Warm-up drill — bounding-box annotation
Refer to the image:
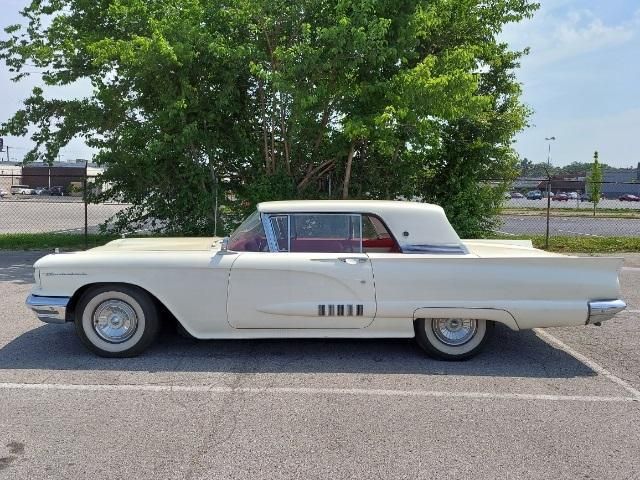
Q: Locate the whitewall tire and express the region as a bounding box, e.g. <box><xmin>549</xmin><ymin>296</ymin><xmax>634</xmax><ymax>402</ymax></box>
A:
<box><xmin>414</xmin><ymin>318</ymin><xmax>493</xmax><ymax>360</ymax></box>
<box><xmin>75</xmin><ymin>285</ymin><xmax>160</xmax><ymax>357</ymax></box>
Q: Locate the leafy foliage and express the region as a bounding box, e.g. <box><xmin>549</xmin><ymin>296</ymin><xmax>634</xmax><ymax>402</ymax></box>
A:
<box><xmin>1</xmin><ymin>0</ymin><xmax>537</xmax><ymax>236</ymax></box>
<box><xmin>519</xmin><ymin>159</ymin><xmax>630</xmax><ymax>178</ymax></box>
<box><xmin>588</xmin><ymin>150</ymin><xmax>603</xmax><ymax>215</ymax></box>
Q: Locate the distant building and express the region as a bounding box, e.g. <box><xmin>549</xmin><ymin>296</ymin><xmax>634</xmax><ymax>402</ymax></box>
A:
<box><xmin>20</xmin><ymin>161</ymin><xmax>104</xmax><ymax>193</ymax></box>
<box><xmin>601</xmin><ymin>163</ymin><xmax>640</xmax><ymax>198</ymax></box>
<box><xmin>512</xmin><ymin>177</ymin><xmax>542</xmax><ymax>191</ymax></box>
<box><xmin>0</xmin><ymin>163</ymin><xmax>24</xmax><ymax>191</ymax></box>
<box><xmin>536</xmin><ymin>176</ymin><xmax>586</xmax><ymax>194</ymax></box>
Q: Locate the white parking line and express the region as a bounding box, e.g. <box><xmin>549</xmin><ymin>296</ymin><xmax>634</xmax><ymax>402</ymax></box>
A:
<box><xmin>534</xmin><ymin>328</ymin><xmax>640</xmax><ymax>400</ymax></box>
<box><xmin>0</xmin><ymin>382</ymin><xmax>637</xmax><ymax>404</ymax></box>
<box><xmin>556</xmin><ymin>229</ymin><xmax>605</xmax><ymax>238</ymax></box>
<box><xmin>493</xmin><ymin>230</ymin><xmax>516</xmax><ymax>236</ymax></box>
<box><xmin>622</xmin><ymin>267</ymin><xmax>640</xmax><ymax>272</ymax></box>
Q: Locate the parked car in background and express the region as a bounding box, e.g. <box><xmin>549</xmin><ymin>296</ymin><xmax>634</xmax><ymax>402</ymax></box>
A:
<box><xmin>10</xmin><ymin>184</ymin><xmax>35</xmax><ymax>195</ymax></box>
<box><xmin>510</xmin><ymin>192</ymin><xmax>525</xmax><ymax>199</ymax></box>
<box><xmin>619</xmin><ymin>194</ymin><xmax>640</xmax><ymax>202</ymax></box>
<box><xmin>27</xmin><ymin>200</ymin><xmax>627</xmax><ymax>360</ymax></box>
<box><xmin>0</xmin><ymin>188</ymin><xmax>8</xmax><ymax>198</ymax></box>
<box><xmin>37</xmin><ymin>188</ymin><xmax>51</xmax><ymax>195</ymax></box>
<box><xmin>526</xmin><ymin>191</ymin><xmax>542</xmax><ymax>200</ymax></box>
<box><xmin>553</xmin><ymin>193</ymin><xmax>569</xmax><ymax>201</ymax></box>
<box><xmin>50</xmin><ymin>186</ymin><xmax>65</xmax><ymax>196</ymax></box>
<box><xmin>567</xmin><ymin>192</ymin><xmax>578</xmax><ymax>200</ymax></box>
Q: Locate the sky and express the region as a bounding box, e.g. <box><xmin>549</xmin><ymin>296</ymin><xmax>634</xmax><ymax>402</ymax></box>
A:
<box><xmin>0</xmin><ymin>0</ymin><xmax>639</xmax><ymax>168</ymax></box>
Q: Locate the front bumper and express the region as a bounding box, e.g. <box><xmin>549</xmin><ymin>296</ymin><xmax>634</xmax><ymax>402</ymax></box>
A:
<box><xmin>587</xmin><ymin>299</ymin><xmax>627</xmax><ymax>324</ymax></box>
<box><xmin>26</xmin><ymin>294</ymin><xmax>70</xmax><ymax>324</ymax></box>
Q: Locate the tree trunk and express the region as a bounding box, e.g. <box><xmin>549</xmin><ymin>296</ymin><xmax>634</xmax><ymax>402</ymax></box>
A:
<box><xmin>257</xmin><ymin>80</ymin><xmax>271</xmax><ymax>173</ymax></box>
<box><xmin>342</xmin><ymin>141</ymin><xmax>356</xmax><ymax>199</ymax></box>
<box><xmin>297</xmin><ymin>158</ymin><xmax>335</xmax><ymax>193</ymax></box>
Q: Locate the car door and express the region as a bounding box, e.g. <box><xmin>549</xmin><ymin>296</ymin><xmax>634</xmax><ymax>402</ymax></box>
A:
<box><xmin>227</xmin><ymin>213</ymin><xmax>376</xmax><ymax>329</ymax></box>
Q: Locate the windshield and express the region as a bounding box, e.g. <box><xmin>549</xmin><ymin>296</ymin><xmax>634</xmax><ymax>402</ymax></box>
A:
<box><xmin>227</xmin><ymin>211</ymin><xmax>268</xmax><ymax>252</ymax></box>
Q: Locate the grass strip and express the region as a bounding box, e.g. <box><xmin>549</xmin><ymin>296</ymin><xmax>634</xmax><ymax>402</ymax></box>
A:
<box><xmin>492</xmin><ymin>235</ymin><xmax>640</xmax><ymax>253</ymax></box>
<box><xmin>0</xmin><ymin>233</ymin><xmax>119</xmax><ymax>251</ymax></box>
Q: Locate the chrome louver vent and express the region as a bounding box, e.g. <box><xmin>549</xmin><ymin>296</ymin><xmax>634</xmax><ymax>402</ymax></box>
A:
<box><xmin>318</xmin><ymin>304</ymin><xmax>364</xmax><ymax>316</ymax></box>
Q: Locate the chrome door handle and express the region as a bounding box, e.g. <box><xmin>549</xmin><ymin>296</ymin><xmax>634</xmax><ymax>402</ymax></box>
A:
<box><xmin>337</xmin><ymin>257</ymin><xmax>367</xmax><ymax>264</ymax></box>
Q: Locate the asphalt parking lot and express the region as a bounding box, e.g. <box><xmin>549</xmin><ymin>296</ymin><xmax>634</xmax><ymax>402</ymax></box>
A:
<box><xmin>1</xmin><ymin>251</ymin><xmax>640</xmax><ymax>479</ymax></box>
<box><xmin>2</xmin><ymin>197</ymin><xmax>640</xmax><ymax>237</ymax></box>
<box><xmin>500</xmin><ymin>214</ymin><xmax>640</xmax><ymax>237</ymax></box>
<box><xmin>0</xmin><ymin>199</ymin><xmax>127</xmax><ymax>234</ymax></box>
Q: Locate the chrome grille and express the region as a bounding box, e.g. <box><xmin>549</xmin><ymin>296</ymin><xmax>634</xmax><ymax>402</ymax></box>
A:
<box><xmin>318</xmin><ymin>304</ymin><xmax>364</xmax><ymax>316</ymax></box>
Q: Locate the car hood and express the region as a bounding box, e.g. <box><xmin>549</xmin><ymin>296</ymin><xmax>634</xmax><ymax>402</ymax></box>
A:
<box><xmin>90</xmin><ymin>237</ymin><xmax>222</xmax><ymax>252</ymax></box>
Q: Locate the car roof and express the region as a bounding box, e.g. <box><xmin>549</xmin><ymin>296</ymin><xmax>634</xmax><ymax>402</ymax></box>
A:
<box><xmin>257</xmin><ymin>200</ymin><xmax>463</xmax><ymax>249</ymax></box>
<box><xmin>258</xmin><ymin>200</ymin><xmax>443</xmax><ymax>214</ymax></box>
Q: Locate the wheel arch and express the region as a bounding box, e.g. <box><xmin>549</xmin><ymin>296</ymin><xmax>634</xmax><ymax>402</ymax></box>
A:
<box><xmin>65</xmin><ymin>282</ymin><xmax>178</xmax><ymax>327</ymax></box>
<box><xmin>412</xmin><ymin>307</ymin><xmax>520</xmax><ymax>331</ymax></box>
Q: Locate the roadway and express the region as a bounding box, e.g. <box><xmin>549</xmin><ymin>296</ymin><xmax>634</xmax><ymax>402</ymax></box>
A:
<box><xmin>1</xmin><ymin>251</ymin><xmax>639</xmax><ymax>479</ymax></box>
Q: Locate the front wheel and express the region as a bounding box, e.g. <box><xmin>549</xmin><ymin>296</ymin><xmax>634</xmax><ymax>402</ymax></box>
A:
<box><xmin>414</xmin><ymin>318</ymin><xmax>493</xmax><ymax>360</ymax></box>
<box><xmin>75</xmin><ymin>285</ymin><xmax>160</xmax><ymax>357</ymax></box>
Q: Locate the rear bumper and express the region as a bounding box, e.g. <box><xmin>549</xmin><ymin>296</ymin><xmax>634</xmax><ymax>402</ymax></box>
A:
<box><xmin>587</xmin><ymin>299</ymin><xmax>627</xmax><ymax>324</ymax></box>
<box><xmin>26</xmin><ymin>295</ymin><xmax>70</xmax><ymax>324</ymax></box>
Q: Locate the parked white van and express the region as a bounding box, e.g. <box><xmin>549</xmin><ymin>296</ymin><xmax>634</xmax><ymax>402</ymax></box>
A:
<box><xmin>10</xmin><ymin>184</ymin><xmax>35</xmax><ymax>195</ymax></box>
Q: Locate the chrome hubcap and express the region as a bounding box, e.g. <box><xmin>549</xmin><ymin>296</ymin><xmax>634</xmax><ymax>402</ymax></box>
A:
<box><xmin>92</xmin><ymin>299</ymin><xmax>138</xmax><ymax>343</ymax></box>
<box><xmin>431</xmin><ymin>318</ymin><xmax>477</xmax><ymax>346</ymax></box>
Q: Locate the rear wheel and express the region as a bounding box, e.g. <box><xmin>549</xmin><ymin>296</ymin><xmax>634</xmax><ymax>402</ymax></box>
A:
<box><xmin>75</xmin><ymin>285</ymin><xmax>160</xmax><ymax>357</ymax></box>
<box><xmin>415</xmin><ymin>318</ymin><xmax>492</xmax><ymax>360</ymax></box>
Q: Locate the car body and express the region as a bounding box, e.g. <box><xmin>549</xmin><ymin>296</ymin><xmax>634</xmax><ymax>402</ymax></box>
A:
<box><xmin>34</xmin><ymin>187</ymin><xmax>48</xmax><ymax>195</ymax></box>
<box><xmin>0</xmin><ymin>188</ymin><xmax>8</xmax><ymax>198</ymax></box>
<box><xmin>552</xmin><ymin>193</ymin><xmax>569</xmax><ymax>201</ymax></box>
<box><xmin>510</xmin><ymin>192</ymin><xmax>524</xmax><ymax>199</ymax></box>
<box><xmin>526</xmin><ymin>191</ymin><xmax>542</xmax><ymax>200</ymax></box>
<box><xmin>26</xmin><ymin>200</ymin><xmax>627</xmax><ymax>360</ymax></box>
<box><xmin>567</xmin><ymin>192</ymin><xmax>578</xmax><ymax>200</ymax></box>
<box><xmin>619</xmin><ymin>194</ymin><xmax>640</xmax><ymax>202</ymax></box>
<box><xmin>10</xmin><ymin>184</ymin><xmax>35</xmax><ymax>195</ymax></box>
<box><xmin>49</xmin><ymin>186</ymin><xmax>65</xmax><ymax>196</ymax></box>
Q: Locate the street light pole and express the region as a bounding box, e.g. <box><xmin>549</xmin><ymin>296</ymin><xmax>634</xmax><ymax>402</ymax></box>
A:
<box><xmin>544</xmin><ymin>136</ymin><xmax>556</xmax><ymax>249</ymax></box>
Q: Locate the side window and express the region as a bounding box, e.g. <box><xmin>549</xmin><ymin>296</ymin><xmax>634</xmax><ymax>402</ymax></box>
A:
<box><xmin>269</xmin><ymin>215</ymin><xmax>289</xmax><ymax>252</ymax></box>
<box><xmin>268</xmin><ymin>214</ymin><xmax>362</xmax><ymax>253</ymax></box>
<box><xmin>361</xmin><ymin>214</ymin><xmax>400</xmax><ymax>253</ymax></box>
<box><xmin>290</xmin><ymin>214</ymin><xmax>362</xmax><ymax>253</ymax></box>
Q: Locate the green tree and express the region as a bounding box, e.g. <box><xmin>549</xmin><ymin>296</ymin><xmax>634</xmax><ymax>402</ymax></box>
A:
<box><xmin>519</xmin><ymin>157</ymin><xmax>533</xmax><ymax>176</ymax></box>
<box><xmin>588</xmin><ymin>151</ymin><xmax>602</xmax><ymax>216</ymax></box>
<box><xmin>1</xmin><ymin>0</ymin><xmax>538</xmax><ymax>235</ymax></box>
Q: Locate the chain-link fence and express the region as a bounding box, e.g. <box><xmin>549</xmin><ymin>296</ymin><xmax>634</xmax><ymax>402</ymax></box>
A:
<box><xmin>0</xmin><ymin>172</ymin><xmax>129</xmax><ymax>245</ymax></box>
<box><xmin>1</xmin><ymin>172</ymin><xmax>640</xmax><ymax>247</ymax></box>
<box><xmin>498</xmin><ymin>178</ymin><xmax>640</xmax><ymax>245</ymax></box>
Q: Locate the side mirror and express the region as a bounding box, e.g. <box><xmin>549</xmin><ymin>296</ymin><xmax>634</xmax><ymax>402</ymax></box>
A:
<box><xmin>220</xmin><ymin>236</ymin><xmax>230</xmax><ymax>252</ymax></box>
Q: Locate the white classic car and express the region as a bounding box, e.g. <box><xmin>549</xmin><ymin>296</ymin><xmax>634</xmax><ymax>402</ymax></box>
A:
<box><xmin>26</xmin><ymin>200</ymin><xmax>627</xmax><ymax>359</ymax></box>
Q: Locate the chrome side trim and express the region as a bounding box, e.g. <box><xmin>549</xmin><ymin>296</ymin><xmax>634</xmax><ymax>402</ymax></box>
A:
<box><xmin>402</xmin><ymin>244</ymin><xmax>467</xmax><ymax>254</ymax></box>
<box><xmin>26</xmin><ymin>294</ymin><xmax>70</xmax><ymax>324</ymax></box>
<box><xmin>261</xmin><ymin>213</ymin><xmax>279</xmax><ymax>253</ymax></box>
<box><xmin>587</xmin><ymin>299</ymin><xmax>627</xmax><ymax>324</ymax></box>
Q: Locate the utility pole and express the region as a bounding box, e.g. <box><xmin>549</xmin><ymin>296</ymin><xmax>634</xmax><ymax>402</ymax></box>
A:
<box><xmin>544</xmin><ymin>136</ymin><xmax>556</xmax><ymax>249</ymax></box>
<box><xmin>5</xmin><ymin>146</ymin><xmax>9</xmax><ymax>163</ymax></box>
